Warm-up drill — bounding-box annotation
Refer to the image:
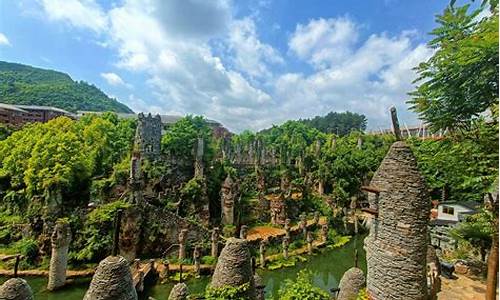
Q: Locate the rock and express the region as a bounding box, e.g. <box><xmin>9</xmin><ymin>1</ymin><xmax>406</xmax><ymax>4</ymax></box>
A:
<box><xmin>83</xmin><ymin>256</ymin><xmax>137</xmax><ymax>300</ymax></box>
<box><xmin>168</xmin><ymin>283</ymin><xmax>188</xmax><ymax>300</ymax></box>
<box><xmin>337</xmin><ymin>267</ymin><xmax>365</xmax><ymax>300</ymax></box>
<box><xmin>0</xmin><ymin>278</ymin><xmax>34</xmax><ymax>300</ymax></box>
<box><xmin>365</xmin><ymin>141</ymin><xmax>430</xmax><ymax>300</ymax></box>
<box><xmin>210</xmin><ymin>238</ymin><xmax>256</xmax><ymax>299</ymax></box>
<box><xmin>47</xmin><ymin>220</ymin><xmax>71</xmax><ymax>291</ymax></box>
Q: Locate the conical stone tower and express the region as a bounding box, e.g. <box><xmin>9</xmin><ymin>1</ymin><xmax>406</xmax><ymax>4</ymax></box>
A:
<box><xmin>364</xmin><ymin>141</ymin><xmax>430</xmax><ymax>300</ymax></box>
<box><xmin>210</xmin><ymin>238</ymin><xmax>256</xmax><ymax>299</ymax></box>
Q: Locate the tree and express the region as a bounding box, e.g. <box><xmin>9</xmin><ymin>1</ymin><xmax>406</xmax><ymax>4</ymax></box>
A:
<box><xmin>408</xmin><ymin>4</ymin><xmax>498</xmax><ymax>131</ymax></box>
<box><xmin>300</xmin><ymin>111</ymin><xmax>367</xmax><ymax>136</ymax></box>
<box><xmin>450</xmin><ymin>210</ymin><xmax>493</xmax><ymax>261</ymax></box>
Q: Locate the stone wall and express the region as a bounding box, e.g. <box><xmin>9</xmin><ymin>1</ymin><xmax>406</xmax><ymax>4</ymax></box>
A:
<box><xmin>135</xmin><ymin>113</ymin><xmax>162</xmax><ymax>158</ymax></box>
<box><xmin>365</xmin><ymin>141</ymin><xmax>430</xmax><ymax>300</ymax></box>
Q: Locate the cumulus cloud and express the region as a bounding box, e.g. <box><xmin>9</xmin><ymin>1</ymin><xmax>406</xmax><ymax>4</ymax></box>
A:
<box><xmin>289</xmin><ymin>17</ymin><xmax>358</xmax><ymax>69</ymax></box>
<box><xmin>228</xmin><ymin>17</ymin><xmax>284</xmax><ymax>79</ymax></box>
<box><xmin>100</xmin><ymin>72</ymin><xmax>125</xmax><ymax>86</ymax></box>
<box><xmin>0</xmin><ymin>33</ymin><xmax>11</xmax><ymax>46</ymax></box>
<box><xmin>39</xmin><ymin>0</ymin><xmax>108</xmax><ymax>32</ymax></box>
<box><xmin>33</xmin><ymin>1</ymin><xmax>432</xmax><ymax>132</ymax></box>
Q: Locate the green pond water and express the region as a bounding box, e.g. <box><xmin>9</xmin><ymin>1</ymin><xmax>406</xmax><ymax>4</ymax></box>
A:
<box><xmin>3</xmin><ymin>235</ymin><xmax>366</xmax><ymax>300</ymax></box>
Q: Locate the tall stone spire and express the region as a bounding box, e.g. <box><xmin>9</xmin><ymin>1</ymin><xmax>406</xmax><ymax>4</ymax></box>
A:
<box><xmin>364</xmin><ymin>141</ymin><xmax>430</xmax><ymax>300</ymax></box>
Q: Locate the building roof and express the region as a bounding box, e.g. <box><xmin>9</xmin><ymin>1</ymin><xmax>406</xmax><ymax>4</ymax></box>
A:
<box><xmin>439</xmin><ymin>201</ymin><xmax>480</xmax><ymax>212</ymax></box>
<box><xmin>16</xmin><ymin>104</ymin><xmax>71</xmax><ymax>114</ymax></box>
<box><xmin>0</xmin><ymin>103</ymin><xmax>28</xmax><ymax>113</ymax></box>
<box><xmin>429</xmin><ymin>219</ymin><xmax>458</xmax><ymax>226</ymax></box>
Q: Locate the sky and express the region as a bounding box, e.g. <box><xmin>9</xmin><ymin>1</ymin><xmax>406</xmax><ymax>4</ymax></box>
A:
<box><xmin>0</xmin><ymin>0</ymin><xmax>475</xmax><ymax>132</ymax></box>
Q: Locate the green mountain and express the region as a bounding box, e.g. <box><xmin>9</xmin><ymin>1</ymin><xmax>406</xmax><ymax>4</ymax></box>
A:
<box><xmin>0</xmin><ymin>61</ymin><xmax>133</xmax><ymax>113</ymax></box>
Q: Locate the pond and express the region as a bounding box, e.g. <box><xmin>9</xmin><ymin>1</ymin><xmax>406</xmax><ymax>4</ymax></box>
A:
<box><xmin>3</xmin><ymin>235</ymin><xmax>366</xmax><ymax>300</ymax></box>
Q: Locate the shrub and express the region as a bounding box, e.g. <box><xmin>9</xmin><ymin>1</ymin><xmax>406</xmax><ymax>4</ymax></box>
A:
<box><xmin>278</xmin><ymin>270</ymin><xmax>329</xmax><ymax>300</ymax></box>
<box><xmin>205</xmin><ymin>283</ymin><xmax>250</xmax><ymax>300</ymax></box>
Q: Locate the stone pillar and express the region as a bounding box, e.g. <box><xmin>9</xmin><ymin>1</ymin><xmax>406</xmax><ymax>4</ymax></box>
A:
<box><xmin>83</xmin><ymin>256</ymin><xmax>137</xmax><ymax>300</ymax></box>
<box><xmin>254</xmin><ymin>274</ymin><xmax>265</xmax><ymax>300</ymax></box>
<box><xmin>194</xmin><ymin>137</ymin><xmax>204</xmax><ymax>177</ymax></box>
<box><xmin>259</xmin><ymin>240</ymin><xmax>266</xmax><ymax>268</ymax></box>
<box><xmin>306</xmin><ymin>231</ymin><xmax>313</xmax><ymax>255</ymax></box>
<box><xmin>211</xmin><ymin>227</ymin><xmax>219</xmax><ymax>258</ymax></box>
<box><xmin>313</xmin><ymin>212</ymin><xmax>320</xmax><ymax>226</ymax></box>
<box><xmin>211</xmin><ymin>238</ymin><xmax>256</xmax><ymax>299</ymax></box>
<box><xmin>119</xmin><ymin>207</ymin><xmax>142</xmax><ymax>261</ymax></box>
<box><xmin>350</xmin><ymin>196</ymin><xmax>358</xmax><ymax>235</ymax></box>
<box><xmin>47</xmin><ymin>220</ymin><xmax>71</xmax><ymax>291</ymax></box>
<box><xmin>300</xmin><ymin>214</ymin><xmax>307</xmax><ymax>238</ymax></box>
<box><xmin>193</xmin><ymin>246</ymin><xmax>201</xmax><ymax>276</ymax></box>
<box><xmin>338</xmin><ymin>267</ymin><xmax>365</xmax><ymax>300</ymax></box>
<box><xmin>365</xmin><ymin>142</ymin><xmax>429</xmax><ymax>300</ymax></box>
<box><xmin>0</xmin><ymin>278</ymin><xmax>34</xmax><ymax>300</ymax></box>
<box><xmin>168</xmin><ymin>282</ymin><xmax>188</xmax><ymax>300</ymax></box>
<box><xmin>284</xmin><ymin>218</ymin><xmax>291</xmax><ymax>239</ymax></box>
<box><xmin>282</xmin><ymin>237</ymin><xmax>289</xmax><ymax>260</ymax></box>
<box><xmin>239</xmin><ymin>225</ymin><xmax>248</xmax><ymax>239</ymax></box>
<box><xmin>178</xmin><ymin>229</ymin><xmax>188</xmax><ymax>261</ymax></box>
<box><xmin>221</xmin><ymin>175</ymin><xmax>236</xmax><ymax>225</ymax></box>
<box><xmin>357</xmin><ymin>137</ymin><xmax>363</xmax><ymax>150</ymax></box>
<box><xmin>321</xmin><ymin>224</ymin><xmax>329</xmax><ymax>243</ymax></box>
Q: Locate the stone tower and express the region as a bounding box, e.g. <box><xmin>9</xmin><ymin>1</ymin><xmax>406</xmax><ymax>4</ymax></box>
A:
<box><xmin>364</xmin><ymin>141</ymin><xmax>430</xmax><ymax>300</ymax></box>
<box><xmin>47</xmin><ymin>220</ymin><xmax>71</xmax><ymax>291</ymax></box>
<box><xmin>135</xmin><ymin>113</ymin><xmax>162</xmax><ymax>159</ymax></box>
<box><xmin>221</xmin><ymin>174</ymin><xmax>236</xmax><ymax>225</ymax></box>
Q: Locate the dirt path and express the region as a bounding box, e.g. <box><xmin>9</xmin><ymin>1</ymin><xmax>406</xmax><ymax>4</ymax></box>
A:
<box><xmin>438</xmin><ymin>274</ymin><xmax>497</xmax><ymax>300</ymax></box>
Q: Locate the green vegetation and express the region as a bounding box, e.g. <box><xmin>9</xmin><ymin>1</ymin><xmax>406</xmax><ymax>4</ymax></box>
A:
<box><xmin>205</xmin><ymin>282</ymin><xmax>250</xmax><ymax>300</ymax></box>
<box><xmin>0</xmin><ymin>61</ymin><xmax>133</xmax><ymax>113</ymax></box>
<box><xmin>299</xmin><ymin>111</ymin><xmax>367</xmax><ymax>136</ymax></box>
<box><xmin>277</xmin><ymin>270</ymin><xmax>330</xmax><ymax>300</ymax></box>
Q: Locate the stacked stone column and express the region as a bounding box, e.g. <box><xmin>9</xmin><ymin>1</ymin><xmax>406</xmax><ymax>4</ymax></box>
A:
<box><xmin>47</xmin><ymin>220</ymin><xmax>71</xmax><ymax>291</ymax></box>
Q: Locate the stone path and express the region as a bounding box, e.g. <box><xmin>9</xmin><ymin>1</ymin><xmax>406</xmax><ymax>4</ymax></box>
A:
<box><xmin>438</xmin><ymin>274</ymin><xmax>497</xmax><ymax>300</ymax></box>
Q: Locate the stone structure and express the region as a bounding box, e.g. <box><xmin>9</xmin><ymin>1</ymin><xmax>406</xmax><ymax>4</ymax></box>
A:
<box><xmin>221</xmin><ymin>175</ymin><xmax>237</xmax><ymax>225</ymax></box>
<box><xmin>128</xmin><ymin>154</ymin><xmax>143</xmax><ymax>204</ymax></box>
<box><xmin>47</xmin><ymin>220</ymin><xmax>71</xmax><ymax>291</ymax></box>
<box><xmin>168</xmin><ymin>283</ymin><xmax>188</xmax><ymax>300</ymax></box>
<box><xmin>306</xmin><ymin>231</ymin><xmax>313</xmax><ymax>255</ymax></box>
<box><xmin>119</xmin><ymin>207</ymin><xmax>142</xmax><ymax>261</ymax></box>
<box><xmin>321</xmin><ymin>224</ymin><xmax>329</xmax><ymax>242</ymax></box>
<box><xmin>270</xmin><ymin>197</ymin><xmax>286</xmax><ymax>225</ymax></box>
<box><xmin>193</xmin><ymin>245</ymin><xmax>201</xmax><ymax>276</ymax></box>
<box><xmin>337</xmin><ymin>267</ymin><xmax>365</xmax><ymax>300</ymax></box>
<box><xmin>282</xmin><ymin>237</ymin><xmax>289</xmax><ymax>259</ymax></box>
<box><xmin>427</xmin><ymin>245</ymin><xmax>441</xmax><ymax>299</ymax></box>
<box><xmin>239</xmin><ymin>225</ymin><xmax>248</xmax><ymax>239</ymax></box>
<box><xmin>210</xmin><ymin>238</ymin><xmax>256</xmax><ymax>299</ymax></box>
<box><xmin>178</xmin><ymin>229</ymin><xmax>188</xmax><ymax>261</ymax></box>
<box><xmin>284</xmin><ymin>218</ymin><xmax>291</xmax><ymax>239</ymax></box>
<box><xmin>211</xmin><ymin>227</ymin><xmax>220</xmax><ymax>258</ymax></box>
<box><xmin>313</xmin><ymin>211</ymin><xmax>320</xmax><ymax>226</ymax></box>
<box><xmin>259</xmin><ymin>240</ymin><xmax>266</xmax><ymax>267</ymax></box>
<box><xmin>0</xmin><ymin>278</ymin><xmax>34</xmax><ymax>300</ymax></box>
<box><xmin>300</xmin><ymin>214</ymin><xmax>307</xmax><ymax>237</ymax></box>
<box><xmin>254</xmin><ymin>274</ymin><xmax>265</xmax><ymax>300</ymax></box>
<box><xmin>194</xmin><ymin>137</ymin><xmax>204</xmax><ymax>178</ymax></box>
<box><xmin>135</xmin><ymin>113</ymin><xmax>161</xmax><ymax>159</ymax></box>
<box><xmin>83</xmin><ymin>256</ymin><xmax>137</xmax><ymax>300</ymax></box>
<box><xmin>364</xmin><ymin>141</ymin><xmax>430</xmax><ymax>300</ymax></box>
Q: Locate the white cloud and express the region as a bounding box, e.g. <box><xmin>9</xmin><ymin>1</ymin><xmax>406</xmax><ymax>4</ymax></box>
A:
<box><xmin>0</xmin><ymin>33</ymin><xmax>11</xmax><ymax>46</ymax></box>
<box><xmin>34</xmin><ymin>1</ymin><xmax>433</xmax><ymax>132</ymax></box>
<box><xmin>289</xmin><ymin>17</ymin><xmax>358</xmax><ymax>69</ymax></box>
<box><xmin>100</xmin><ymin>72</ymin><xmax>125</xmax><ymax>86</ymax></box>
<box><xmin>39</xmin><ymin>0</ymin><xmax>108</xmax><ymax>32</ymax></box>
<box><xmin>228</xmin><ymin>17</ymin><xmax>283</xmax><ymax>79</ymax></box>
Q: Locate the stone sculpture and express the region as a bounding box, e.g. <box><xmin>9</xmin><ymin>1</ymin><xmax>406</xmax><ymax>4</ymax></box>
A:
<box><xmin>178</xmin><ymin>229</ymin><xmax>188</xmax><ymax>261</ymax></box>
<box><xmin>239</xmin><ymin>225</ymin><xmax>248</xmax><ymax>240</ymax></box>
<box><xmin>47</xmin><ymin>220</ymin><xmax>71</xmax><ymax>291</ymax></box>
<box><xmin>337</xmin><ymin>267</ymin><xmax>365</xmax><ymax>300</ymax></box>
<box><xmin>168</xmin><ymin>283</ymin><xmax>188</xmax><ymax>300</ymax></box>
<box><xmin>221</xmin><ymin>175</ymin><xmax>236</xmax><ymax>225</ymax></box>
<box><xmin>0</xmin><ymin>278</ymin><xmax>34</xmax><ymax>300</ymax></box>
<box><xmin>211</xmin><ymin>227</ymin><xmax>219</xmax><ymax>258</ymax></box>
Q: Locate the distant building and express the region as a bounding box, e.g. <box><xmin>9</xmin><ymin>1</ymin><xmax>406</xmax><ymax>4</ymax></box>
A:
<box><xmin>0</xmin><ymin>103</ymin><xmax>73</xmax><ymax>126</ymax></box>
<box><xmin>429</xmin><ymin>201</ymin><xmax>479</xmax><ymax>251</ymax></box>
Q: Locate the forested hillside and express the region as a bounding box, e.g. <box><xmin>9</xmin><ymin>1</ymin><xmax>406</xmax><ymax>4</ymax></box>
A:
<box><xmin>299</xmin><ymin>111</ymin><xmax>367</xmax><ymax>136</ymax></box>
<box><xmin>0</xmin><ymin>61</ymin><xmax>133</xmax><ymax>113</ymax></box>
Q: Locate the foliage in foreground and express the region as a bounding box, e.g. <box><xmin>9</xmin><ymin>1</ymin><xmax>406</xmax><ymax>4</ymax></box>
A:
<box><xmin>278</xmin><ymin>270</ymin><xmax>330</xmax><ymax>300</ymax></box>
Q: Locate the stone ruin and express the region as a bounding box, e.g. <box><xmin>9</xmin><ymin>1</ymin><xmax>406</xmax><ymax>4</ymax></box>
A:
<box><xmin>0</xmin><ymin>278</ymin><xmax>34</xmax><ymax>300</ymax></box>
<box><xmin>337</xmin><ymin>267</ymin><xmax>365</xmax><ymax>300</ymax></box>
<box><xmin>83</xmin><ymin>256</ymin><xmax>137</xmax><ymax>300</ymax></box>
<box><xmin>269</xmin><ymin>196</ymin><xmax>286</xmax><ymax>225</ymax></box>
<box><xmin>168</xmin><ymin>282</ymin><xmax>188</xmax><ymax>300</ymax></box>
<box><xmin>364</xmin><ymin>141</ymin><xmax>430</xmax><ymax>300</ymax></box>
<box><xmin>210</xmin><ymin>238</ymin><xmax>256</xmax><ymax>299</ymax></box>
<box><xmin>47</xmin><ymin>220</ymin><xmax>71</xmax><ymax>291</ymax></box>
<box><xmin>135</xmin><ymin>113</ymin><xmax>162</xmax><ymax>159</ymax></box>
<box><xmin>221</xmin><ymin>174</ymin><xmax>237</xmax><ymax>225</ymax></box>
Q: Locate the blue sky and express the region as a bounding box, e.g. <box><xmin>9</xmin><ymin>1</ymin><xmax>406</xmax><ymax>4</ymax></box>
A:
<box><xmin>0</xmin><ymin>0</ymin><xmax>475</xmax><ymax>132</ymax></box>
